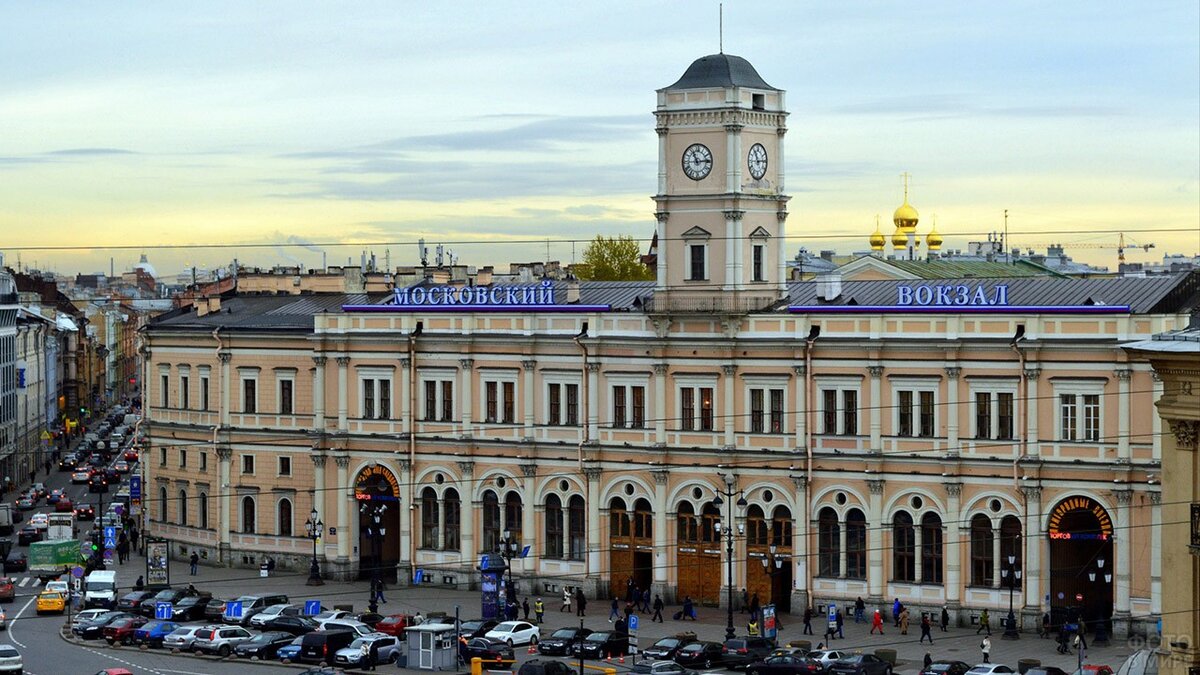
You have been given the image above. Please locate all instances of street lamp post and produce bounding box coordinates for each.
[713,474,747,641]
[361,501,388,614]
[305,509,324,586]
[497,530,521,610]
[1087,558,1111,645]
[760,545,784,608]
[1001,554,1022,639]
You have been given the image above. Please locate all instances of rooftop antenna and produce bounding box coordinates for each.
[1004,209,1010,264]
[719,3,723,53]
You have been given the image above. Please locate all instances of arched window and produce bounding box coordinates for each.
[609,497,630,537]
[921,512,943,584]
[545,495,564,559]
[198,492,209,529]
[159,486,168,522]
[701,503,720,543]
[846,508,867,579]
[893,511,915,582]
[677,503,699,543]
[746,505,768,547]
[482,491,500,552]
[970,514,994,586]
[278,497,293,537]
[177,489,188,526]
[421,487,439,549]
[504,491,522,540]
[1000,515,1022,587]
[241,495,257,534]
[817,507,840,577]
[568,495,585,560]
[443,488,461,551]
[771,506,793,548]
[633,498,653,540]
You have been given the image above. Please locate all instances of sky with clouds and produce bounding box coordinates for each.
[1,1,1197,278]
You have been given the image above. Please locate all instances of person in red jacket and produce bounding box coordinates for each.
[871,609,885,635]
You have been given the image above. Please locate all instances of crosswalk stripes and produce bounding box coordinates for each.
[18,577,30,587]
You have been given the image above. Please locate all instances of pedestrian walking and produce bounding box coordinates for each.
[749,592,761,622]
[683,596,696,620]
[871,609,885,635]
[893,598,902,627]
[900,608,910,635]
[924,654,933,670]
[940,607,950,632]
[980,636,991,664]
[652,594,664,623]
[129,528,139,552]
[360,640,376,671]
[576,589,587,617]
[803,606,813,635]
[741,588,749,614]
[522,598,530,620]
[372,578,387,604]
[562,587,572,613]
[134,575,144,591]
[624,600,634,620]
[836,610,844,639]
[854,597,865,623]
[748,618,760,636]
[642,588,651,613]
[1040,612,1052,639]
[920,615,934,644]
[977,609,991,635]
[189,551,199,575]
[534,597,545,624]
[609,597,620,622]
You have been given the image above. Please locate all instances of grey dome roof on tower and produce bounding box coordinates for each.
[663,53,778,91]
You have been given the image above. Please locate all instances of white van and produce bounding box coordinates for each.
[84,570,118,609]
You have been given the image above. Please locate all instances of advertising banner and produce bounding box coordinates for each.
[146,539,170,586]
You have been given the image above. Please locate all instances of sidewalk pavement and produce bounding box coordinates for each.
[105,553,1135,674]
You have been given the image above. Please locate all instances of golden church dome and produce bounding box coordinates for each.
[891,227,910,248]
[926,226,943,251]
[893,200,919,230]
[869,224,886,252]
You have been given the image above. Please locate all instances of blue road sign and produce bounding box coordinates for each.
[103,526,116,540]
[520,545,531,558]
[113,505,124,517]
[129,475,141,499]
[103,537,117,550]
[155,602,173,620]
[224,601,243,620]
[304,600,321,616]
[628,615,639,632]
[414,569,424,584]
[480,554,490,569]
[71,565,85,579]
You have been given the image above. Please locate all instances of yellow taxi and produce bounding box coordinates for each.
[36,590,66,614]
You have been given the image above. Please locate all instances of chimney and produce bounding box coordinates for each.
[816,271,842,302]
[566,275,580,304]
[196,296,221,317]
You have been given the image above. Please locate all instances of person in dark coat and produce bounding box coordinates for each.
[522,598,530,620]
[836,609,845,639]
[924,654,933,670]
[940,607,950,632]
[803,606,813,635]
[920,614,934,644]
[576,589,587,617]
[683,596,696,620]
[749,593,761,621]
[652,594,664,623]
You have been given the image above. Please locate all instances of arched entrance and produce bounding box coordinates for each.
[676,502,721,605]
[747,505,794,613]
[1048,496,1114,631]
[608,497,653,599]
[355,464,401,583]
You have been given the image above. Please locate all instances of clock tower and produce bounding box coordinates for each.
[653,53,789,312]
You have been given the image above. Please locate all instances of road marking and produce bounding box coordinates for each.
[8,593,37,648]
[81,645,166,674]
[17,578,29,587]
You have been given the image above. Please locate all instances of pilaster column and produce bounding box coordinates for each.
[217,445,232,561]
[1115,369,1131,461]
[914,520,924,583]
[653,364,668,446]
[655,125,668,196]
[868,366,884,453]
[652,470,669,588]
[838,519,848,578]
[1113,489,1133,623]
[867,479,885,601]
[520,464,538,571]
[1149,491,1161,617]
[400,357,412,435]
[335,454,351,563]
[399,459,413,578]
[336,356,350,432]
[724,209,745,290]
[312,356,327,430]
[459,359,474,437]
[944,482,963,609]
[723,364,737,448]
[584,464,603,579]
[945,367,961,453]
[776,210,789,293]
[654,211,669,291]
[791,475,809,609]
[1024,368,1041,457]
[586,363,600,442]
[1021,486,1043,610]
[1151,372,1164,459]
[458,461,476,567]
[522,361,536,439]
[218,352,231,427]
[725,124,743,194]
[991,517,1002,589]
[311,452,328,523]
[794,364,807,451]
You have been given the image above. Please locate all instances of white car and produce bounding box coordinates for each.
[0,645,20,674]
[968,666,1016,675]
[321,619,373,636]
[248,603,298,627]
[807,650,847,670]
[72,609,107,628]
[313,609,352,624]
[162,625,208,651]
[28,514,48,530]
[44,580,68,594]
[484,620,539,646]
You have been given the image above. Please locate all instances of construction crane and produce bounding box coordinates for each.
[1045,233,1155,266]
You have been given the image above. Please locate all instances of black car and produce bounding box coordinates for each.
[461,637,515,662]
[827,654,892,675]
[171,594,212,621]
[142,588,196,616]
[537,627,593,656]
[75,612,135,640]
[2,550,26,573]
[58,455,79,470]
[459,619,501,638]
[16,526,41,546]
[573,631,630,660]
[75,504,96,520]
[298,630,357,664]
[722,637,777,670]
[88,475,109,493]
[518,660,576,675]
[234,631,295,659]
[643,634,698,660]
[631,661,699,675]
[747,654,825,675]
[263,615,320,636]
[921,662,971,675]
[117,591,156,613]
[675,641,726,670]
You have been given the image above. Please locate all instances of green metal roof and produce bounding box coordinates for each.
[885,259,1066,279]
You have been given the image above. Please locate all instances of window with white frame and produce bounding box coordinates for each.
[179,367,190,409]
[278,456,291,476]
[751,244,766,282]
[481,371,517,424]
[746,380,786,434]
[609,378,647,429]
[893,378,938,438]
[545,377,581,426]
[358,368,393,420]
[241,454,255,475]
[818,377,861,435]
[276,368,296,415]
[420,371,455,422]
[970,380,1017,440]
[238,368,259,414]
[677,378,716,431]
[158,365,170,408]
[198,366,210,411]
[688,244,708,281]
[1054,380,1104,442]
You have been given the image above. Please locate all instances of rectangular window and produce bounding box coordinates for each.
[975,393,991,440]
[752,244,765,282]
[1060,394,1077,441]
[278,456,291,476]
[441,380,453,421]
[898,390,913,436]
[631,386,645,428]
[378,380,390,419]
[160,374,169,408]
[843,391,858,435]
[919,390,935,437]
[822,390,837,434]
[242,379,257,414]
[749,387,785,433]
[502,382,515,423]
[363,379,375,419]
[689,244,706,280]
[565,384,579,426]
[200,376,209,411]
[485,382,498,423]
[200,452,207,472]
[699,387,714,431]
[1083,394,1100,441]
[548,384,561,425]
[159,447,167,466]
[274,379,290,415]
[612,386,626,427]
[180,375,190,410]
[179,449,187,468]
[750,389,764,433]
[444,498,460,551]
[423,379,455,422]
[424,381,436,422]
[770,389,784,433]
[241,455,255,475]
[997,393,1014,440]
[681,388,695,431]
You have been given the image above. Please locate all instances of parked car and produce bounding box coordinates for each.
[311,609,353,624]
[193,625,255,656]
[117,591,156,614]
[519,659,578,675]
[373,613,413,637]
[807,650,848,671]
[827,654,893,675]
[458,618,500,638]
[573,631,630,660]
[631,661,699,675]
[320,619,373,637]
[104,616,150,645]
[460,637,514,662]
[276,635,305,662]
[3,551,26,574]
[71,609,108,629]
[0,645,20,675]
[643,633,698,661]
[538,627,593,656]
[675,641,727,670]
[203,598,230,622]
[248,603,300,627]
[142,588,196,617]
[297,629,358,664]
[133,620,180,648]
[0,579,13,603]
[333,633,402,666]
[968,667,1016,675]
[722,637,777,670]
[262,615,320,636]
[223,593,289,625]
[234,631,296,660]
[170,594,212,622]
[746,653,825,675]
[76,612,136,640]
[485,620,540,647]
[1026,669,1070,675]
[162,625,209,652]
[924,663,971,675]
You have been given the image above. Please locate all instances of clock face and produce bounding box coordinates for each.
[748,143,768,180]
[682,143,713,181]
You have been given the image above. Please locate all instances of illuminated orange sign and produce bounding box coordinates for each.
[354,464,400,501]
[1047,496,1112,540]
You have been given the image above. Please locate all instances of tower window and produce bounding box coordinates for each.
[688,244,707,280]
[752,244,765,282]
[752,93,765,111]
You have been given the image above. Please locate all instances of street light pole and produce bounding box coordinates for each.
[361,501,388,614]
[761,545,784,608]
[305,508,324,586]
[1002,554,1022,639]
[713,474,747,642]
[498,530,520,610]
[1088,558,1111,645]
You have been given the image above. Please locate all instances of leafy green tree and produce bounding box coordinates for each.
[577,235,654,281]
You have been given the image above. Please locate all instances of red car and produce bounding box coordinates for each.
[56,498,74,512]
[0,577,14,603]
[123,449,138,462]
[375,614,413,637]
[104,616,149,645]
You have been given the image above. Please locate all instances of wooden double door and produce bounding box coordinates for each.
[677,547,721,605]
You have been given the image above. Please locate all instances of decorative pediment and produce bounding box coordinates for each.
[680,226,712,241]
[748,226,772,241]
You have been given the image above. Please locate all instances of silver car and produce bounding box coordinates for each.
[193,625,254,657]
[334,633,402,666]
[162,625,210,652]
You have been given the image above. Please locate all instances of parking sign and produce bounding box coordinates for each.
[224,600,243,620]
[155,602,173,620]
[628,615,639,633]
[304,600,321,616]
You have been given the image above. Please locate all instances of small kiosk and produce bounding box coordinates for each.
[404,623,458,671]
